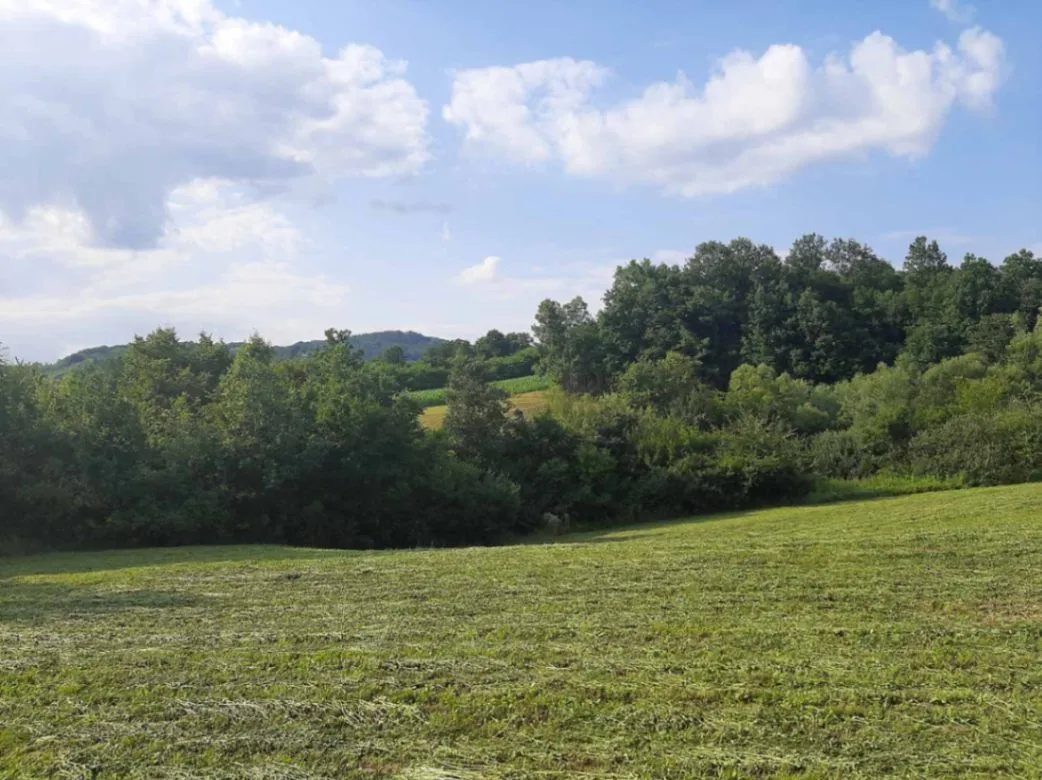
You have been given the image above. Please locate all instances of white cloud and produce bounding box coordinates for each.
[0,0,429,249]
[931,0,975,24]
[451,255,615,304]
[444,27,1005,196]
[456,255,501,284]
[443,58,608,164]
[0,180,351,361]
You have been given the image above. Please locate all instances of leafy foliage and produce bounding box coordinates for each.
[7,232,1042,553]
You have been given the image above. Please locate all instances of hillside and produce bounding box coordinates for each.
[4,484,1042,777]
[39,330,446,377]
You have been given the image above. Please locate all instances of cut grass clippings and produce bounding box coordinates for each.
[5,484,1042,777]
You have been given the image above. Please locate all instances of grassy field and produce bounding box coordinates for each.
[5,485,1042,778]
[420,389,551,430]
[408,375,551,410]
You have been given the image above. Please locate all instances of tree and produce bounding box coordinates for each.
[680,238,782,385]
[443,360,511,465]
[904,236,950,275]
[533,297,611,394]
[424,339,474,367]
[382,345,406,365]
[599,259,701,372]
[616,352,714,421]
[953,254,1004,324]
[1001,249,1042,328]
[474,329,532,359]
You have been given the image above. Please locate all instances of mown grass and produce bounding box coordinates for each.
[408,375,551,410]
[420,389,551,430]
[5,484,1042,778]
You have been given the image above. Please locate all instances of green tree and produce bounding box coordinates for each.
[381,345,406,365]
[533,297,611,394]
[443,360,510,465]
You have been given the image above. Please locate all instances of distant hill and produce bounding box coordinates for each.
[40,331,446,378]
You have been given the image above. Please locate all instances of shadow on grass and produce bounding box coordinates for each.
[540,509,759,546]
[0,580,212,622]
[0,544,355,579]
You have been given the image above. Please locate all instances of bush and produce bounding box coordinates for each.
[807,474,964,505]
[397,449,521,546]
[908,404,1042,486]
[809,429,875,479]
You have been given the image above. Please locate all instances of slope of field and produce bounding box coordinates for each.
[4,485,1042,777]
[408,374,550,409]
[420,388,551,429]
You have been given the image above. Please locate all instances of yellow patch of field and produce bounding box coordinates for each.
[420,390,550,430]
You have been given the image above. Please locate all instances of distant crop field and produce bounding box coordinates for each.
[5,484,1042,777]
[407,374,550,409]
[420,389,551,429]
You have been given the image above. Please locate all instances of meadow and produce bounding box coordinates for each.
[420,387,552,430]
[408,374,550,409]
[4,484,1042,778]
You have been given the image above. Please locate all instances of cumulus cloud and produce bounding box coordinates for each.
[443,58,609,164]
[931,0,975,24]
[0,0,429,249]
[450,255,615,305]
[456,255,501,284]
[0,180,351,361]
[444,28,1005,196]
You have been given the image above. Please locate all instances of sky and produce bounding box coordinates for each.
[1,0,1039,362]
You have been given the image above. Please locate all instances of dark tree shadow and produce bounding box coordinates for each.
[0,544,356,579]
[0,581,212,622]
[533,508,759,546]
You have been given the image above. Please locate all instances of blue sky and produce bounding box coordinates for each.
[0,0,1038,361]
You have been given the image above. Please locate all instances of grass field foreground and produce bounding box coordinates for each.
[4,485,1042,777]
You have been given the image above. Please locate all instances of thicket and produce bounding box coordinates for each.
[5,234,1042,553]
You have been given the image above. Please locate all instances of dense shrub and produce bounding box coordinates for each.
[809,429,876,480]
[9,232,1042,553]
[908,405,1042,486]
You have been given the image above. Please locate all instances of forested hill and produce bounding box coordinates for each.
[39,330,446,377]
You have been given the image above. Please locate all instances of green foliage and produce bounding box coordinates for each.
[616,352,718,421]
[443,361,511,465]
[724,363,837,435]
[5,329,528,551]
[40,330,447,378]
[533,297,611,393]
[834,362,917,453]
[808,429,874,479]
[494,373,551,396]
[909,404,1042,486]
[806,473,965,504]
[10,230,1042,555]
[408,370,549,409]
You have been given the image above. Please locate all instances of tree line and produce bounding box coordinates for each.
[4,233,1042,553]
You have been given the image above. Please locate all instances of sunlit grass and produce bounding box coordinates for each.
[420,389,551,430]
[5,484,1042,777]
[408,375,551,409]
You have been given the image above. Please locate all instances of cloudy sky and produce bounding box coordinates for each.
[1,0,1037,361]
